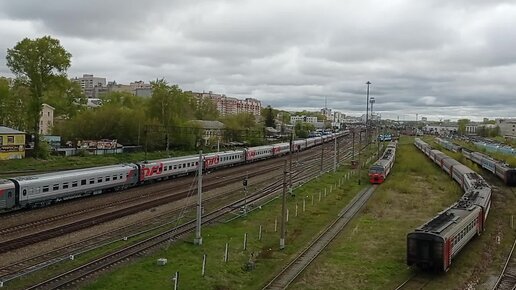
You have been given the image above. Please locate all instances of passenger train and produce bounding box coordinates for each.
[435,137,516,186]
[407,138,491,272]
[368,141,397,184]
[0,132,347,211]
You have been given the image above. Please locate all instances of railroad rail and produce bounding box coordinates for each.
[393,273,431,290]
[492,237,516,290]
[22,154,336,290]
[262,185,378,290]
[0,139,349,250]
[1,146,351,287]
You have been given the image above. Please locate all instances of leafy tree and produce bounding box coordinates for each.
[0,80,31,130]
[457,119,470,135]
[101,91,147,110]
[44,76,86,118]
[0,78,9,125]
[294,122,315,138]
[6,36,71,157]
[189,94,219,120]
[264,105,275,127]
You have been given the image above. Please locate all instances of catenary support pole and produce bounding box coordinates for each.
[194,151,203,245]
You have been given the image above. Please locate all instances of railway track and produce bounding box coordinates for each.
[0,163,286,254]
[262,185,378,290]
[21,152,335,290]
[0,140,349,247]
[394,274,432,290]
[0,146,352,286]
[492,237,516,290]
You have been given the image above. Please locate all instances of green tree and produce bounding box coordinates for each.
[6,36,71,157]
[457,119,470,135]
[191,95,219,120]
[294,122,315,138]
[44,76,86,118]
[0,78,9,125]
[264,105,275,127]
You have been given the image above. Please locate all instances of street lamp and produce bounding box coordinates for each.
[370,97,375,121]
[365,81,371,126]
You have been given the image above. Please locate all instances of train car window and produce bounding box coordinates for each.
[105,176,110,182]
[196,162,199,166]
[43,186,49,193]
[63,183,69,189]
[120,174,123,179]
[8,192,12,198]
[81,180,87,185]
[113,176,118,180]
[98,177,103,183]
[173,165,177,170]
[89,179,95,184]
[53,184,59,191]
[72,181,78,187]
[23,189,27,196]
[164,167,168,171]
[169,166,172,170]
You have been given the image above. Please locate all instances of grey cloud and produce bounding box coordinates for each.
[0,0,515,121]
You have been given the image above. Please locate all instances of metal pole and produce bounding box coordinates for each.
[224,243,229,262]
[289,133,293,195]
[195,151,203,245]
[365,81,371,149]
[358,131,362,185]
[243,233,248,250]
[352,130,355,162]
[259,225,263,241]
[173,271,179,290]
[337,136,340,165]
[202,254,207,277]
[280,159,287,250]
[243,173,248,216]
[333,137,337,172]
[320,139,324,172]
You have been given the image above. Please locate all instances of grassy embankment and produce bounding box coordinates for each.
[81,145,379,290]
[289,136,500,290]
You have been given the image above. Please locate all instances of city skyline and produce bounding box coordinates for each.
[0,1,515,121]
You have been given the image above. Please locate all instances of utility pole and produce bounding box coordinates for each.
[337,136,340,166]
[194,151,203,245]
[365,81,371,149]
[358,131,362,185]
[280,159,288,250]
[289,133,293,195]
[352,129,355,161]
[320,138,324,172]
[243,172,248,215]
[333,136,337,172]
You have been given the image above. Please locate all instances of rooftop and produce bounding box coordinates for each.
[0,126,25,134]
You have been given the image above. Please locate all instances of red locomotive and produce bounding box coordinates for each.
[368,141,397,184]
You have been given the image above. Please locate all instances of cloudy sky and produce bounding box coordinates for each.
[0,0,515,121]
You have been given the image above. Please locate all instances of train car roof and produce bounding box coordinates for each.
[415,204,479,236]
[10,164,136,182]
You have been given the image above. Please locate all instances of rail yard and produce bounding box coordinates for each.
[0,134,515,290]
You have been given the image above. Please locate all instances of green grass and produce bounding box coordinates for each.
[288,135,516,290]
[81,149,377,290]
[290,136,474,290]
[0,150,195,177]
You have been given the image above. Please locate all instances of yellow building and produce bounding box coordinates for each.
[0,126,25,160]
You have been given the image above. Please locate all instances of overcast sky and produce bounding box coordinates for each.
[0,0,515,121]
